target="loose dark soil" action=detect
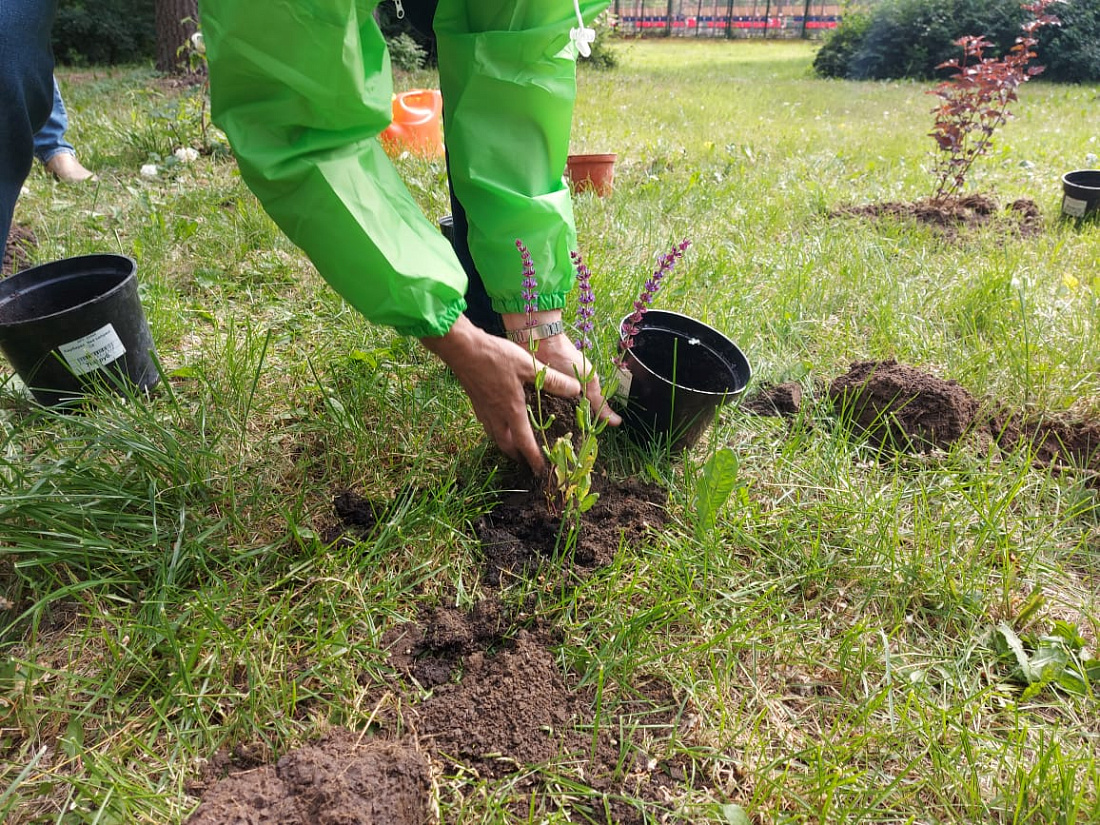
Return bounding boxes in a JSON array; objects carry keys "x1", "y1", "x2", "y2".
[
  {"x1": 186, "y1": 731, "x2": 432, "y2": 825},
  {"x1": 190, "y1": 359, "x2": 1098, "y2": 822},
  {"x1": 825, "y1": 359, "x2": 1100, "y2": 478},
  {"x1": 832, "y1": 194, "x2": 1043, "y2": 239},
  {"x1": 2, "y1": 224, "x2": 36, "y2": 276},
  {"x1": 740, "y1": 381, "x2": 804, "y2": 418}
]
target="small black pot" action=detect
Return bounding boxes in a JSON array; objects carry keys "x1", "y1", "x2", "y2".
[
  {"x1": 0, "y1": 254, "x2": 159, "y2": 406},
  {"x1": 1062, "y1": 170, "x2": 1100, "y2": 219},
  {"x1": 616, "y1": 310, "x2": 751, "y2": 452}
]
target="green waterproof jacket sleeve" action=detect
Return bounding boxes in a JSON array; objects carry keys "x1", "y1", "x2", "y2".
[
  {"x1": 201, "y1": 0, "x2": 468, "y2": 338},
  {"x1": 435, "y1": 0, "x2": 609, "y2": 316},
  {"x1": 200, "y1": 0, "x2": 608, "y2": 336}
]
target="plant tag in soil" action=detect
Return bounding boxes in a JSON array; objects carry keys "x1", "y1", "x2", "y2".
[
  {"x1": 1062, "y1": 195, "x2": 1088, "y2": 218},
  {"x1": 58, "y1": 323, "x2": 127, "y2": 375}
]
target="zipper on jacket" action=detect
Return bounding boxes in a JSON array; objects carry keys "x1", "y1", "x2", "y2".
[{"x1": 393, "y1": 0, "x2": 404, "y2": 18}]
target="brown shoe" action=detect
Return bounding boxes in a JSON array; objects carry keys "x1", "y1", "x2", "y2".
[{"x1": 45, "y1": 153, "x2": 97, "y2": 183}]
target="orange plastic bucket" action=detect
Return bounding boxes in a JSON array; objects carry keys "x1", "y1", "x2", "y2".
[{"x1": 381, "y1": 89, "x2": 444, "y2": 158}]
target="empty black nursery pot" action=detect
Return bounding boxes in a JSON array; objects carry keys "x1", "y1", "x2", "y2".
[
  {"x1": 1062, "y1": 170, "x2": 1100, "y2": 218},
  {"x1": 616, "y1": 309, "x2": 752, "y2": 452},
  {"x1": 0, "y1": 254, "x2": 159, "y2": 406}
]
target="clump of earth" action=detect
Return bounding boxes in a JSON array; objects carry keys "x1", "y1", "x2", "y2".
[
  {"x1": 1, "y1": 224, "x2": 36, "y2": 276},
  {"x1": 186, "y1": 731, "x2": 433, "y2": 825},
  {"x1": 744, "y1": 359, "x2": 1100, "y2": 479},
  {"x1": 832, "y1": 194, "x2": 1044, "y2": 238}
]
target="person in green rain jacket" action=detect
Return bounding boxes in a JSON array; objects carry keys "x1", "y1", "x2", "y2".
[{"x1": 199, "y1": 0, "x2": 619, "y2": 471}]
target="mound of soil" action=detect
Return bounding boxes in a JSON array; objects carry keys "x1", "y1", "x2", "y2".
[
  {"x1": 381, "y1": 614, "x2": 710, "y2": 823},
  {"x1": 993, "y1": 410, "x2": 1100, "y2": 475},
  {"x1": 828, "y1": 359, "x2": 980, "y2": 450},
  {"x1": 832, "y1": 194, "x2": 1043, "y2": 238},
  {"x1": 185, "y1": 731, "x2": 432, "y2": 825},
  {"x1": 827, "y1": 359, "x2": 1100, "y2": 479},
  {"x1": 2, "y1": 224, "x2": 36, "y2": 276}
]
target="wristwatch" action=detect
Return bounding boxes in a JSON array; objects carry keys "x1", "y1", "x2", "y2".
[{"x1": 504, "y1": 320, "x2": 564, "y2": 344}]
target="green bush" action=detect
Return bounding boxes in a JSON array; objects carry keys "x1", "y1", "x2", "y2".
[
  {"x1": 1037, "y1": 0, "x2": 1100, "y2": 83},
  {"x1": 813, "y1": 0, "x2": 1100, "y2": 82},
  {"x1": 53, "y1": 0, "x2": 155, "y2": 65},
  {"x1": 387, "y1": 32, "x2": 427, "y2": 72},
  {"x1": 584, "y1": 10, "x2": 621, "y2": 71},
  {"x1": 812, "y1": 12, "x2": 872, "y2": 78}
]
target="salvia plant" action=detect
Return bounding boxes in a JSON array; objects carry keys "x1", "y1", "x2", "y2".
[{"x1": 514, "y1": 238, "x2": 692, "y2": 522}]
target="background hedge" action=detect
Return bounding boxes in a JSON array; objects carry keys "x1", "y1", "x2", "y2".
[
  {"x1": 53, "y1": 0, "x2": 156, "y2": 66},
  {"x1": 813, "y1": 0, "x2": 1100, "y2": 83}
]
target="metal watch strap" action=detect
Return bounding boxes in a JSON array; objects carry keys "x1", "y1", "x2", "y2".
[{"x1": 504, "y1": 320, "x2": 565, "y2": 343}]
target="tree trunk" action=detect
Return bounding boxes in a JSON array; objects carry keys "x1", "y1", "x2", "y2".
[{"x1": 156, "y1": 0, "x2": 200, "y2": 74}]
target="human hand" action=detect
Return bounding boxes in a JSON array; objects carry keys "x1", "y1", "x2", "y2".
[
  {"x1": 420, "y1": 314, "x2": 581, "y2": 473},
  {"x1": 501, "y1": 310, "x2": 622, "y2": 428}
]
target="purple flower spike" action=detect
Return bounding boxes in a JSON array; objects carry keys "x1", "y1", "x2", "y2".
[
  {"x1": 570, "y1": 250, "x2": 595, "y2": 351},
  {"x1": 516, "y1": 239, "x2": 538, "y2": 328},
  {"x1": 616, "y1": 238, "x2": 692, "y2": 366}
]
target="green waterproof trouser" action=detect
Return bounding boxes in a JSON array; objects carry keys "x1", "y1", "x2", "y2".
[{"x1": 200, "y1": 0, "x2": 608, "y2": 338}]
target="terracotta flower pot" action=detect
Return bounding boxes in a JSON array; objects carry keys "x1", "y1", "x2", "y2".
[
  {"x1": 615, "y1": 310, "x2": 751, "y2": 452},
  {"x1": 566, "y1": 153, "x2": 617, "y2": 197}
]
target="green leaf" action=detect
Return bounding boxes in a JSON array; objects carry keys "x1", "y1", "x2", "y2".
[
  {"x1": 994, "y1": 622, "x2": 1033, "y2": 682},
  {"x1": 721, "y1": 803, "x2": 751, "y2": 825},
  {"x1": 694, "y1": 448, "x2": 740, "y2": 541},
  {"x1": 579, "y1": 492, "x2": 599, "y2": 513},
  {"x1": 61, "y1": 717, "x2": 84, "y2": 760}
]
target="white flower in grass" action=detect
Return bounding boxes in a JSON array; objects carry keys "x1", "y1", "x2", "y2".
[
  {"x1": 190, "y1": 31, "x2": 205, "y2": 54},
  {"x1": 140, "y1": 164, "x2": 159, "y2": 177},
  {"x1": 174, "y1": 147, "x2": 200, "y2": 163},
  {"x1": 20, "y1": 186, "x2": 30, "y2": 196}
]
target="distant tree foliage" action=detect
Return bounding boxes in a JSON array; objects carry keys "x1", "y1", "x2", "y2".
[
  {"x1": 813, "y1": 0, "x2": 1100, "y2": 83},
  {"x1": 53, "y1": 0, "x2": 156, "y2": 66}
]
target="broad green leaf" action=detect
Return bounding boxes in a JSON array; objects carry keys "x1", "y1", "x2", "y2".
[
  {"x1": 995, "y1": 622, "x2": 1033, "y2": 682},
  {"x1": 721, "y1": 803, "x2": 751, "y2": 825},
  {"x1": 694, "y1": 448, "x2": 740, "y2": 541}
]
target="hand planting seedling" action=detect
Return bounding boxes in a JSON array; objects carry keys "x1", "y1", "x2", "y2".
[{"x1": 515, "y1": 237, "x2": 693, "y2": 523}]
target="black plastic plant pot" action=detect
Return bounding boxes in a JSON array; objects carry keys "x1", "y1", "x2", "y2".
[
  {"x1": 615, "y1": 310, "x2": 752, "y2": 452},
  {"x1": 0, "y1": 254, "x2": 159, "y2": 407},
  {"x1": 1062, "y1": 170, "x2": 1100, "y2": 219}
]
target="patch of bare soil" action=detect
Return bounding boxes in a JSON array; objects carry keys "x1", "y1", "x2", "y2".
[
  {"x1": 832, "y1": 194, "x2": 1043, "y2": 239},
  {"x1": 992, "y1": 410, "x2": 1100, "y2": 477},
  {"x1": 381, "y1": 613, "x2": 714, "y2": 823},
  {"x1": 2, "y1": 224, "x2": 36, "y2": 276},
  {"x1": 185, "y1": 731, "x2": 432, "y2": 825},
  {"x1": 474, "y1": 390, "x2": 669, "y2": 584},
  {"x1": 827, "y1": 359, "x2": 1100, "y2": 480}
]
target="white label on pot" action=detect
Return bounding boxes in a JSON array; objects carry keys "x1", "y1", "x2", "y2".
[
  {"x1": 613, "y1": 366, "x2": 633, "y2": 400},
  {"x1": 1062, "y1": 195, "x2": 1088, "y2": 218},
  {"x1": 58, "y1": 324, "x2": 127, "y2": 376}
]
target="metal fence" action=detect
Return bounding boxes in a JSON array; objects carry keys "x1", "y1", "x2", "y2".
[{"x1": 611, "y1": 1, "x2": 863, "y2": 39}]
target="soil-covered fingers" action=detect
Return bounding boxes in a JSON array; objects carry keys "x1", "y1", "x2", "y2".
[
  {"x1": 532, "y1": 334, "x2": 623, "y2": 427},
  {"x1": 421, "y1": 316, "x2": 581, "y2": 473}
]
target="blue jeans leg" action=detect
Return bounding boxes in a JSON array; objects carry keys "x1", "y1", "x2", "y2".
[
  {"x1": 1, "y1": 0, "x2": 58, "y2": 245},
  {"x1": 33, "y1": 78, "x2": 76, "y2": 165}
]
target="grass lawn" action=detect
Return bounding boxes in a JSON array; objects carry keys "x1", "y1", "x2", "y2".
[{"x1": 1, "y1": 37, "x2": 1098, "y2": 823}]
